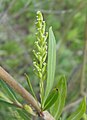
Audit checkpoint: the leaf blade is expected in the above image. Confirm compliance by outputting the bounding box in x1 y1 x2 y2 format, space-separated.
44 27 56 104
0 79 17 102
17 109 31 120
0 99 17 108
67 97 86 120
43 89 59 110
24 73 37 100
50 76 67 119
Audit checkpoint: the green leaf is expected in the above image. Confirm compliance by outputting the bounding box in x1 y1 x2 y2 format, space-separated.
24 73 37 100
43 89 59 110
67 97 86 120
0 79 18 102
44 27 56 104
0 99 16 108
0 91 13 103
50 76 67 119
17 109 31 120
0 98 13 107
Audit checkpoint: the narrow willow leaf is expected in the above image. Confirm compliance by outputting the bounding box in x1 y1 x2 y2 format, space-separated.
67 97 86 120
44 27 56 104
0 99 12 106
0 80 17 102
50 76 67 120
43 89 59 110
17 109 31 120
0 99 16 108
0 91 12 103
24 73 37 100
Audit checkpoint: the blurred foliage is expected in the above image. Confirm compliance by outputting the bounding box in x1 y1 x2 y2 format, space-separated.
0 0 87 120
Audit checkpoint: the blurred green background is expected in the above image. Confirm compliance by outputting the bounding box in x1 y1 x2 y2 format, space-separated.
0 0 87 119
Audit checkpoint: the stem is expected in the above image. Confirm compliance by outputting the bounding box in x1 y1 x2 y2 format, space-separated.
63 98 82 112
0 66 40 113
80 11 87 93
0 66 55 120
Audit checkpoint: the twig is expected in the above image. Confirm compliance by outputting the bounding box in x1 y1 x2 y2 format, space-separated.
33 1 48 8
80 10 87 94
0 66 55 120
81 91 87 97
34 9 72 15
63 98 82 112
0 66 40 112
